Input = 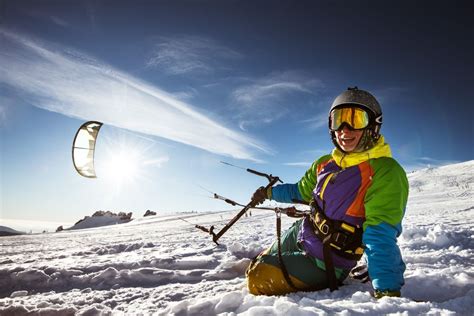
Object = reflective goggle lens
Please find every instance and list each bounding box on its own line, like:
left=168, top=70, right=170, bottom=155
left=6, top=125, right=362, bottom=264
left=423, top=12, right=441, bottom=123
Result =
left=330, top=107, right=370, bottom=130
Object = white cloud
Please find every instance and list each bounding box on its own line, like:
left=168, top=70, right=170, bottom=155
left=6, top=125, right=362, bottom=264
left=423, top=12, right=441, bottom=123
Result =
left=147, top=36, right=242, bottom=75
left=417, top=157, right=461, bottom=167
left=232, top=71, right=320, bottom=106
left=372, top=86, right=410, bottom=107
left=283, top=162, right=312, bottom=167
left=233, top=82, right=312, bottom=105
left=49, top=16, right=69, bottom=27
left=300, top=148, right=332, bottom=157
left=400, top=156, right=461, bottom=172
left=0, top=105, right=6, bottom=127
left=300, top=112, right=328, bottom=130
left=0, top=95, right=17, bottom=128
left=0, top=29, right=269, bottom=161
left=171, top=87, right=199, bottom=101
left=231, top=71, right=324, bottom=128
left=23, top=9, right=70, bottom=28
left=143, top=156, right=170, bottom=167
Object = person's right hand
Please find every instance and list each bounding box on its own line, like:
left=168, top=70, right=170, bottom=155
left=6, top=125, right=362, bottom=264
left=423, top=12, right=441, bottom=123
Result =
left=251, top=186, right=267, bottom=205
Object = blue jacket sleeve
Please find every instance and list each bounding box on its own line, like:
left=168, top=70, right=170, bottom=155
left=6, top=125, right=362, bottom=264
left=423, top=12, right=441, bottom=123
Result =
left=270, top=183, right=303, bottom=203
left=363, top=158, right=408, bottom=292
left=363, top=222, right=406, bottom=291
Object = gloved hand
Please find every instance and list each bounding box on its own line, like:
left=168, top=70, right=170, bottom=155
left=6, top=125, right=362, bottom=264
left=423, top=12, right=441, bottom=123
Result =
left=373, top=289, right=401, bottom=299
left=251, top=186, right=268, bottom=205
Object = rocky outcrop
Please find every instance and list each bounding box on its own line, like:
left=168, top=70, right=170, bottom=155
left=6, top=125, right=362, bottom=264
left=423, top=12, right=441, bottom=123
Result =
left=143, top=210, right=157, bottom=217
left=74, top=211, right=133, bottom=227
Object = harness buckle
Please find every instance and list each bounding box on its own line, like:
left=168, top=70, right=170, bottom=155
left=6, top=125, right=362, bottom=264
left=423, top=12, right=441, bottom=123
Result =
left=334, top=232, right=348, bottom=246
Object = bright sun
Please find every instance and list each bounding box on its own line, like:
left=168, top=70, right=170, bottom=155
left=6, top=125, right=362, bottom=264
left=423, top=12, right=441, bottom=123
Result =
left=105, top=150, right=140, bottom=181
left=100, top=142, right=146, bottom=190
left=96, top=130, right=161, bottom=192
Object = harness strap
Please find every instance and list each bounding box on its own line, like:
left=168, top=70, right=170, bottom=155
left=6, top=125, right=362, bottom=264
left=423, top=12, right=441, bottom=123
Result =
left=276, top=212, right=302, bottom=291
left=322, top=235, right=339, bottom=291
left=310, top=199, right=364, bottom=292
left=311, top=202, right=364, bottom=259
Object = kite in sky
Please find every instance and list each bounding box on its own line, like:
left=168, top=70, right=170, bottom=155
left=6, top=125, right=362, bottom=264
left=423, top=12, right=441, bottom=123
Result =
left=72, top=121, right=103, bottom=178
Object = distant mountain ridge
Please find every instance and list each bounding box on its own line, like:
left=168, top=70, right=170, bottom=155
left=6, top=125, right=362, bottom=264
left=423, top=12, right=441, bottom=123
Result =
left=0, top=226, right=25, bottom=237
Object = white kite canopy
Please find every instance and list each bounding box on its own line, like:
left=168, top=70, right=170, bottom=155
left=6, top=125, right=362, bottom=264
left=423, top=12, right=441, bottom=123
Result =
left=72, top=121, right=103, bottom=178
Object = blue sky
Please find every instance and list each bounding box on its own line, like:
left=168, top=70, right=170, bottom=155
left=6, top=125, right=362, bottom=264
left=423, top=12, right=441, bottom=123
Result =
left=1, top=1, right=473, bottom=225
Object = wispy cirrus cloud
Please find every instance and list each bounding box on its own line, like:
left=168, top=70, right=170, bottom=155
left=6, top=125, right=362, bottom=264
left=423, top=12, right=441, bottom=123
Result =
left=146, top=35, right=242, bottom=75
left=233, top=82, right=312, bottom=105
left=0, top=95, right=17, bottom=128
left=372, top=86, right=410, bottom=106
left=23, top=9, right=70, bottom=27
left=283, top=162, right=312, bottom=167
left=0, top=105, right=6, bottom=127
left=283, top=148, right=333, bottom=168
left=231, top=71, right=324, bottom=129
left=0, top=29, right=269, bottom=161
left=396, top=139, right=461, bottom=171
left=49, top=16, right=69, bottom=27
left=143, top=156, right=170, bottom=167
left=409, top=157, right=461, bottom=169
left=233, top=71, right=321, bottom=106
left=300, top=112, right=328, bottom=130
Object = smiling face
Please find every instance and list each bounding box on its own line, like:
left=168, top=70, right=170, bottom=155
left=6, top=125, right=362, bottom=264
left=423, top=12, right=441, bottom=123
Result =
left=334, top=125, right=364, bottom=152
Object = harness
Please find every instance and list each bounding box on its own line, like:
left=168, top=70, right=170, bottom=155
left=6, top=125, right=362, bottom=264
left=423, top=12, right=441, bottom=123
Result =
left=309, top=199, right=364, bottom=291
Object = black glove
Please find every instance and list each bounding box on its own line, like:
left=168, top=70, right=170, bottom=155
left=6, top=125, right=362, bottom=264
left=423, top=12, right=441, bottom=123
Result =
left=251, top=186, right=268, bottom=205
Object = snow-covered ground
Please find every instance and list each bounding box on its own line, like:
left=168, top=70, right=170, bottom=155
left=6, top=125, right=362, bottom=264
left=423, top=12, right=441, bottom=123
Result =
left=1, top=161, right=473, bottom=315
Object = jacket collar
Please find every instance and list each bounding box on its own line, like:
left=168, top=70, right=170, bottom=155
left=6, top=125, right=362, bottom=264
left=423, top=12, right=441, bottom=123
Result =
left=331, top=135, right=392, bottom=168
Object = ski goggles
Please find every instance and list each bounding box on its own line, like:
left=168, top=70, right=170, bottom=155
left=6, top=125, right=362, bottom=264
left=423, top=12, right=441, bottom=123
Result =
left=329, top=107, right=370, bottom=131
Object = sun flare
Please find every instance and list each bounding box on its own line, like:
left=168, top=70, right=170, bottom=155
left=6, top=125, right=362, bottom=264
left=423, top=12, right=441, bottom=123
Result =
left=104, top=150, right=141, bottom=182
left=94, top=129, right=168, bottom=194
left=99, top=135, right=150, bottom=189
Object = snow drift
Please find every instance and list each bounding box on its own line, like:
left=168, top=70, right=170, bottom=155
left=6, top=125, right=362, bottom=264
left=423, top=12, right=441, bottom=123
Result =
left=0, top=161, right=472, bottom=315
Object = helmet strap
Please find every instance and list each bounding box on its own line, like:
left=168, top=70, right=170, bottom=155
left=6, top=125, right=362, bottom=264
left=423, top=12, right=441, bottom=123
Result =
left=351, top=129, right=372, bottom=152
left=372, top=124, right=381, bottom=140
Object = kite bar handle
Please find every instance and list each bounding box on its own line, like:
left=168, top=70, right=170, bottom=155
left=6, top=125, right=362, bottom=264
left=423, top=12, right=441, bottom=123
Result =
left=210, top=175, right=281, bottom=245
